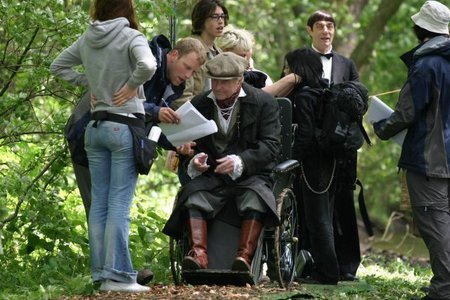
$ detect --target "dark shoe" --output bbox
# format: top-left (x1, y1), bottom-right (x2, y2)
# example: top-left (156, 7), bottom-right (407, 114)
top-left (339, 272), bottom-right (358, 282)
top-left (411, 296), bottom-right (442, 300)
top-left (298, 276), bottom-right (337, 285)
top-left (232, 257), bottom-right (252, 272)
top-left (183, 218), bottom-right (208, 270)
top-left (298, 276), bottom-right (321, 285)
top-left (231, 219), bottom-right (263, 272)
top-left (137, 269), bottom-right (154, 285)
top-left (182, 254), bottom-right (206, 270)
top-left (295, 250), bottom-right (313, 279)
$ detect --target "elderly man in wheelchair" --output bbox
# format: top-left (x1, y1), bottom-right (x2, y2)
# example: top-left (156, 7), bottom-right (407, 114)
top-left (163, 52), bottom-right (281, 274)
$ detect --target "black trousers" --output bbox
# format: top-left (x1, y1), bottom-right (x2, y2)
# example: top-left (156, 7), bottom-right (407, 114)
top-left (297, 152), bottom-right (361, 280)
top-left (73, 162), bottom-right (92, 220)
top-left (299, 178), bottom-right (339, 283)
top-left (333, 187), bottom-right (361, 276)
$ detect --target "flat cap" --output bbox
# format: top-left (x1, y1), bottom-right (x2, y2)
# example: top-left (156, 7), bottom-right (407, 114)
top-left (205, 52), bottom-right (249, 80)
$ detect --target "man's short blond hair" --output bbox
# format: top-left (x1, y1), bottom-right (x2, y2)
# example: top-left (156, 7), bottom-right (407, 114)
top-left (172, 37), bottom-right (207, 65)
top-left (216, 27), bottom-right (254, 52)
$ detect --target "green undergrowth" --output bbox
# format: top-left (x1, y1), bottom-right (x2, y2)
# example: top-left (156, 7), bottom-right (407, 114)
top-left (267, 250), bottom-right (431, 300)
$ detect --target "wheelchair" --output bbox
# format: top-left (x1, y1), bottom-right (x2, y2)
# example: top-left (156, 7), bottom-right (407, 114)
top-left (169, 98), bottom-right (299, 288)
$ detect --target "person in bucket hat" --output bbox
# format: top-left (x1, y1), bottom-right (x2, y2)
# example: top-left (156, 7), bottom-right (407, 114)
top-left (411, 0), bottom-right (450, 35)
top-left (373, 1), bottom-right (450, 299)
top-left (163, 51), bottom-right (281, 273)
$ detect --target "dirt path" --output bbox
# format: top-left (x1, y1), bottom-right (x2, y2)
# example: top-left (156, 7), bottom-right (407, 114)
top-left (61, 281), bottom-right (307, 300)
top-left (60, 219), bottom-right (430, 300)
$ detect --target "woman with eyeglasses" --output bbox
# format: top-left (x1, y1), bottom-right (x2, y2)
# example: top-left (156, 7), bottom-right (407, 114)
top-left (176, 0), bottom-right (229, 105)
top-left (168, 0), bottom-right (229, 186)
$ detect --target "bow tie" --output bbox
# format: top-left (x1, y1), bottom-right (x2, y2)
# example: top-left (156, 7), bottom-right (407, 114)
top-left (319, 52), bottom-right (333, 59)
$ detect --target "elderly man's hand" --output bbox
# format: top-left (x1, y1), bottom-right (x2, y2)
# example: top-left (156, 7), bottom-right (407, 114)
top-left (214, 156), bottom-right (235, 175)
top-left (192, 152), bottom-right (209, 172)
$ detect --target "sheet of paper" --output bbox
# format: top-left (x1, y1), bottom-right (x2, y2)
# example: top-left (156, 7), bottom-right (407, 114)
top-left (366, 96), bottom-right (407, 146)
top-left (159, 101), bottom-right (218, 147)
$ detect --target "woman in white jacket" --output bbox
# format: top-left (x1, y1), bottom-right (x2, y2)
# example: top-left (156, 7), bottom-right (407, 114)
top-left (50, 0), bottom-right (156, 293)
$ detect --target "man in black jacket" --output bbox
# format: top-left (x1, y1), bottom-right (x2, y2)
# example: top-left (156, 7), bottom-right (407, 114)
top-left (65, 35), bottom-right (206, 284)
top-left (143, 35), bottom-right (206, 123)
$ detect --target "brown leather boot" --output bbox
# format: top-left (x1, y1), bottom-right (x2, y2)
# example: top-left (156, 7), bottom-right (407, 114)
top-left (232, 219), bottom-right (263, 272)
top-left (182, 218), bottom-right (208, 270)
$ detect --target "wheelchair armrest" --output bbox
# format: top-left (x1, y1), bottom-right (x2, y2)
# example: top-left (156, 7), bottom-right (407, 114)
top-left (272, 159), bottom-right (299, 174)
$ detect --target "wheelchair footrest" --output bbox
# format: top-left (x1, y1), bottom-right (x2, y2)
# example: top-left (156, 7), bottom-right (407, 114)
top-left (182, 269), bottom-right (254, 286)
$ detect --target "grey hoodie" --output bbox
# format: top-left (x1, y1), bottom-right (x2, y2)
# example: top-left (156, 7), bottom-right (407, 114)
top-left (50, 17), bottom-right (156, 115)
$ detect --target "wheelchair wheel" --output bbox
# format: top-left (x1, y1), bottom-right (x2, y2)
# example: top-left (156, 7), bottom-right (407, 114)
top-left (274, 187), bottom-right (298, 288)
top-left (169, 236), bottom-right (187, 285)
top-left (250, 232), bottom-right (264, 284)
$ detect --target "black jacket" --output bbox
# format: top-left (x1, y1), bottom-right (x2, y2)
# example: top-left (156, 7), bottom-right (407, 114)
top-left (331, 52), bottom-right (359, 84)
top-left (163, 83), bottom-right (281, 238)
top-left (143, 34), bottom-right (184, 123)
top-left (291, 85), bottom-right (337, 191)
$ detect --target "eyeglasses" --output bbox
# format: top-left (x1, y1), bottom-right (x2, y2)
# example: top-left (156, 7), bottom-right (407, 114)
top-left (208, 14), bottom-right (228, 21)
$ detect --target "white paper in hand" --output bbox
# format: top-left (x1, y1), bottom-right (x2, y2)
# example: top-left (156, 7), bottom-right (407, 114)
top-left (159, 101), bottom-right (218, 147)
top-left (366, 96), bottom-right (407, 146)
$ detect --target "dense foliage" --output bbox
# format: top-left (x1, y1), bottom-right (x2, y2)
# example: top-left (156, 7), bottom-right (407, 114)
top-left (0, 0), bottom-right (431, 298)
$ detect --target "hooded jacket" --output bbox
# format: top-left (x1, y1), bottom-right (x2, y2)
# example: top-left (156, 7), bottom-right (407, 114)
top-left (50, 17), bottom-right (156, 115)
top-left (374, 36), bottom-right (450, 177)
top-left (143, 35), bottom-right (185, 122)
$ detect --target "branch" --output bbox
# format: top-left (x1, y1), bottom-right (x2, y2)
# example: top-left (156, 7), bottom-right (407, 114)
top-left (334, 0), bottom-right (370, 57)
top-left (0, 27), bottom-right (40, 97)
top-left (351, 0), bottom-right (404, 70)
top-left (0, 131), bottom-right (62, 145)
top-left (0, 146), bottom-right (67, 230)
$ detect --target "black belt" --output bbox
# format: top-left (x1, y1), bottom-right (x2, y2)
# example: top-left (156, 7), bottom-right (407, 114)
top-left (91, 111), bottom-right (145, 128)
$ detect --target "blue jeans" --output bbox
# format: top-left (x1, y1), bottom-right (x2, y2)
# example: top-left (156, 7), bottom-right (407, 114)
top-left (85, 120), bottom-right (138, 283)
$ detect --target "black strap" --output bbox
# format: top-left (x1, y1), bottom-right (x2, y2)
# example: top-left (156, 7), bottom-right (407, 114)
top-left (356, 179), bottom-right (374, 237)
top-left (357, 119), bottom-right (372, 146)
top-left (91, 111), bottom-right (144, 128)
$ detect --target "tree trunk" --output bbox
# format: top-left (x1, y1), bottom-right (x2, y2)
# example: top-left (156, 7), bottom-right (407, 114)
top-left (335, 0), bottom-right (370, 57)
top-left (350, 0), bottom-right (404, 71)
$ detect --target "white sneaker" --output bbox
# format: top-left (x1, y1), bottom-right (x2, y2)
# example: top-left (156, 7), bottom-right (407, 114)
top-left (99, 280), bottom-right (150, 292)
